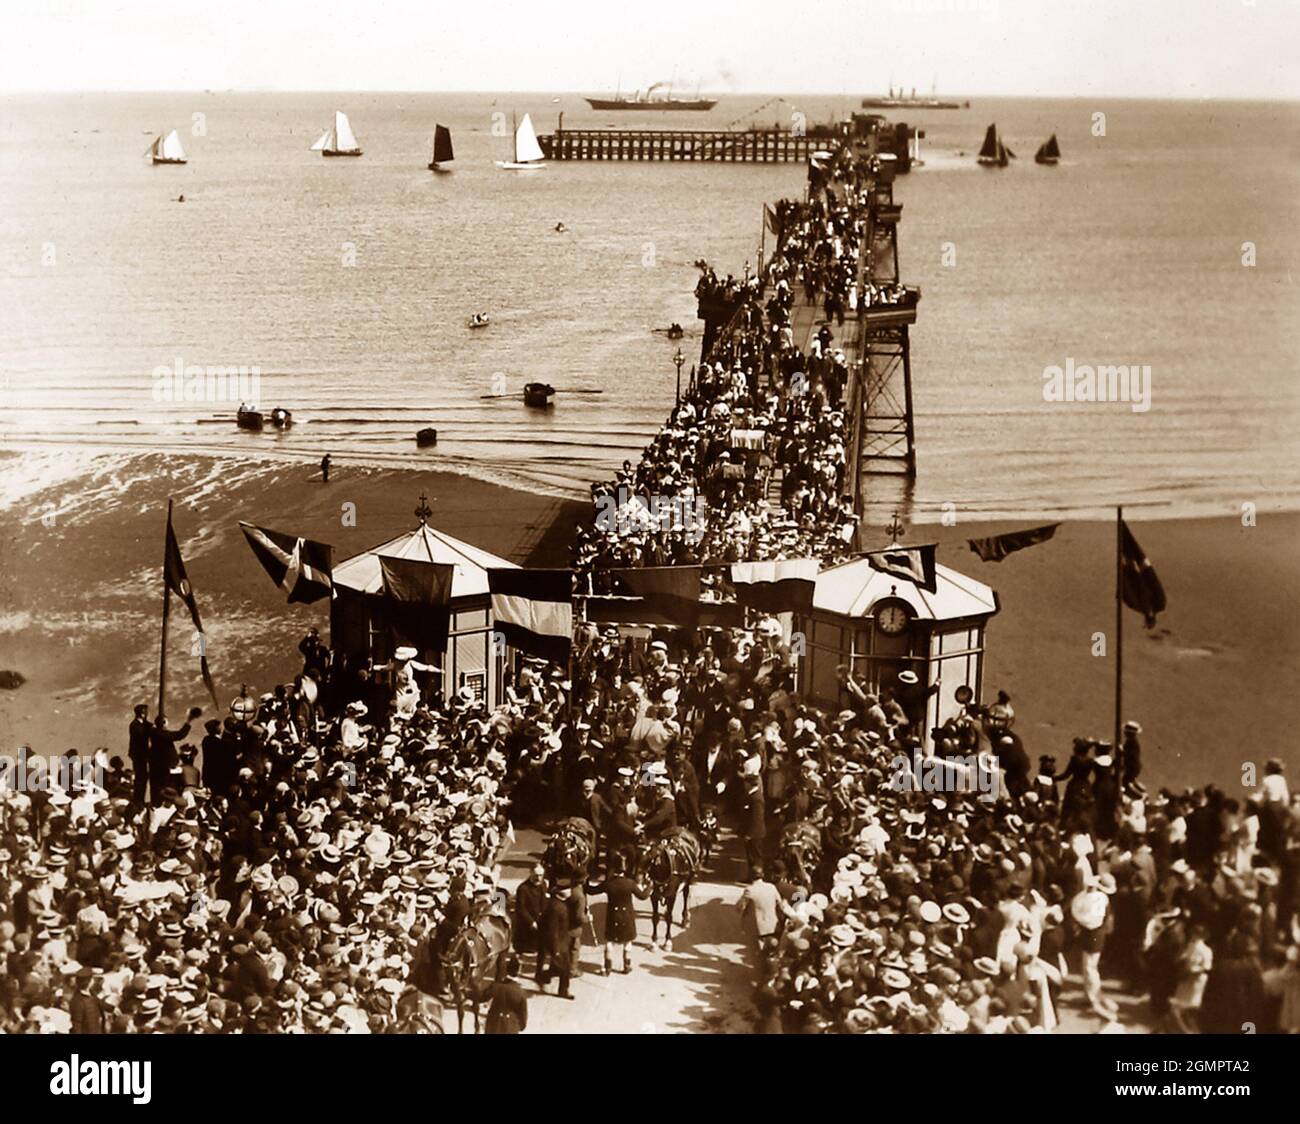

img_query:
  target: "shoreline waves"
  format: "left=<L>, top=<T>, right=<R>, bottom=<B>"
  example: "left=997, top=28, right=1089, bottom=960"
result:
left=0, top=448, right=1295, bottom=794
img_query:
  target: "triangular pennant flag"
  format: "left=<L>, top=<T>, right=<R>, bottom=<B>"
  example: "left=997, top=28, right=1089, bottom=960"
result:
left=165, top=513, right=219, bottom=710
left=968, top=523, right=1060, bottom=563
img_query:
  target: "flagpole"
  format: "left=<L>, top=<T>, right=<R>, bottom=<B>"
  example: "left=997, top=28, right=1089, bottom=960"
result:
left=158, top=497, right=173, bottom=717
left=1114, top=504, right=1122, bottom=754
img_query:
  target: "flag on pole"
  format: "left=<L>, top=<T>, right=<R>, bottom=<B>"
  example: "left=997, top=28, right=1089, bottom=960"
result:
left=379, top=557, right=454, bottom=653
left=865, top=544, right=938, bottom=593
left=164, top=513, right=219, bottom=710
left=730, top=558, right=818, bottom=613
left=239, top=522, right=333, bottom=603
left=1119, top=520, right=1166, bottom=628
left=967, top=523, right=1060, bottom=563
left=488, top=569, right=573, bottom=663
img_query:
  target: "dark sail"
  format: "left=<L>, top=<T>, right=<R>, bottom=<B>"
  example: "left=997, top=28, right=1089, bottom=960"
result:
left=433, top=124, right=454, bottom=164
left=1004, top=144, right=1016, bottom=159
left=978, top=124, right=999, bottom=159
left=1044, top=133, right=1060, bottom=158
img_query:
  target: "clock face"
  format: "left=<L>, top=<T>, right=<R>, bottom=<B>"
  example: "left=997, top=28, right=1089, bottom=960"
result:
left=875, top=602, right=910, bottom=635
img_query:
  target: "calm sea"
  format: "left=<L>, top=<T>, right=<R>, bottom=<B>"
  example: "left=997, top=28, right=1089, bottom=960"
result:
left=1, top=92, right=1297, bottom=523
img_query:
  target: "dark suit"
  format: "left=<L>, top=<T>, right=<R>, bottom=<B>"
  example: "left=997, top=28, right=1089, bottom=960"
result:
left=485, top=979, right=529, bottom=1034
left=643, top=796, right=678, bottom=840
left=697, top=746, right=732, bottom=807
left=537, top=895, right=575, bottom=996
left=69, top=990, right=103, bottom=1034
left=128, top=716, right=151, bottom=805
left=673, top=760, right=701, bottom=827
left=147, top=720, right=192, bottom=805
left=513, top=878, right=547, bottom=954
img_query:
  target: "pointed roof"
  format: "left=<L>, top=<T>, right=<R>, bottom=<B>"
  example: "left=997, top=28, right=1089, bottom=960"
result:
left=332, top=523, right=517, bottom=600
left=813, top=555, right=997, bottom=623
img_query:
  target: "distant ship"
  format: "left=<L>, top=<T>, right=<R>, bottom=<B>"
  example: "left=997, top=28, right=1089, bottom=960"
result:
left=585, top=82, right=716, bottom=111
left=861, top=85, right=968, bottom=110
left=311, top=110, right=362, bottom=157
left=147, top=130, right=187, bottom=165
left=1035, top=134, right=1061, bottom=165
left=977, top=123, right=1014, bottom=167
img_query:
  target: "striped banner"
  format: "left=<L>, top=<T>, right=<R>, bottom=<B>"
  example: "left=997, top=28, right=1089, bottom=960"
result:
left=488, top=569, right=573, bottom=663
left=730, top=558, right=818, bottom=613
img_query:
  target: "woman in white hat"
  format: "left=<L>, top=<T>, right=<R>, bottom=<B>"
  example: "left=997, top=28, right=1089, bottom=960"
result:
left=389, top=646, right=436, bottom=721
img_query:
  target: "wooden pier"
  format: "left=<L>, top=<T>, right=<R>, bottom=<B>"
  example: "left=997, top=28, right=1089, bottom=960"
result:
left=538, top=126, right=826, bottom=163
left=537, top=114, right=916, bottom=166
left=692, top=114, right=921, bottom=543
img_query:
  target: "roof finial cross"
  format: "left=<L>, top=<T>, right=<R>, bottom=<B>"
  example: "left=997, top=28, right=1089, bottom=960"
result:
left=414, top=492, right=433, bottom=525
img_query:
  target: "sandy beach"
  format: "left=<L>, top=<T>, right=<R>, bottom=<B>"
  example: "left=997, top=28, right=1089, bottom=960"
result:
left=1, top=448, right=1295, bottom=793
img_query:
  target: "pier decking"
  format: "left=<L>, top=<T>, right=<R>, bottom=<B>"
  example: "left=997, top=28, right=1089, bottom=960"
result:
left=695, top=114, right=920, bottom=544
left=537, top=115, right=916, bottom=166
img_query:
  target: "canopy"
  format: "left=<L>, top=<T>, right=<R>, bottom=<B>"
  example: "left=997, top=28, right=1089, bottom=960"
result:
left=332, top=523, right=516, bottom=601
left=812, top=555, right=997, bottom=624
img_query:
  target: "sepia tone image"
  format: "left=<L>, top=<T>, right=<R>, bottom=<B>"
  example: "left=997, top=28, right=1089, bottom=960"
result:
left=1, top=0, right=1297, bottom=1050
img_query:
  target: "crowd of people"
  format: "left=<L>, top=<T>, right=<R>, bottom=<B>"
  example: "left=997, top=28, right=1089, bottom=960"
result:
left=4, top=129, right=1296, bottom=1038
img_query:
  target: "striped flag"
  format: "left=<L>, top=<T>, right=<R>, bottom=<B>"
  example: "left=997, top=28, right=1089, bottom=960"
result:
left=865, top=544, right=937, bottom=593
left=488, top=569, right=573, bottom=663
left=730, top=559, right=818, bottom=613
left=239, top=522, right=333, bottom=604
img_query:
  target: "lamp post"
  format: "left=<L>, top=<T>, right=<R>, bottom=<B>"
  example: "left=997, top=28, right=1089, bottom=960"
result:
left=673, top=347, right=685, bottom=407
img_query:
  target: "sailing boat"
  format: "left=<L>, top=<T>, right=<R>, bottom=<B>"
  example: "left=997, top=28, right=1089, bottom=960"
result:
left=147, top=130, right=187, bottom=165
left=428, top=124, right=454, bottom=171
left=496, top=113, right=545, bottom=170
left=977, top=123, right=1011, bottom=167
left=1035, top=133, right=1061, bottom=165
left=311, top=111, right=363, bottom=157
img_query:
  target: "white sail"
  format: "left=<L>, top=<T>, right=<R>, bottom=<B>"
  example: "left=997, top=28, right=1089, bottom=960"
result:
left=334, top=111, right=359, bottom=152
left=159, top=130, right=186, bottom=161
left=514, top=113, right=544, bottom=163
left=310, top=129, right=332, bottom=151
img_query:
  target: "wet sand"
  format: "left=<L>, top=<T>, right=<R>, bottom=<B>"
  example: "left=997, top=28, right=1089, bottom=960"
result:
left=0, top=449, right=1296, bottom=793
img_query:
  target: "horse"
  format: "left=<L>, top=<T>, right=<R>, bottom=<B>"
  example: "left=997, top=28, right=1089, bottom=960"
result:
left=442, top=911, right=512, bottom=1034
left=779, top=821, right=823, bottom=887
left=544, top=816, right=596, bottom=882
left=393, top=987, right=446, bottom=1034
left=635, top=827, right=702, bottom=948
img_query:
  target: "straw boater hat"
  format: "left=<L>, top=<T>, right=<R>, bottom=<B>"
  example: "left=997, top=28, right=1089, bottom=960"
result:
left=394, top=646, right=418, bottom=662
left=1070, top=889, right=1109, bottom=931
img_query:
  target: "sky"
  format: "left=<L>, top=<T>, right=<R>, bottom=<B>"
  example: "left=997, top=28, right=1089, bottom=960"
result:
left=3, top=0, right=1298, bottom=99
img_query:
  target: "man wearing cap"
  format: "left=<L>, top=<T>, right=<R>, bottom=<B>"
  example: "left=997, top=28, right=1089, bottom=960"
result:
left=1120, top=721, right=1145, bottom=794
left=69, top=967, right=104, bottom=1034
left=485, top=955, right=529, bottom=1034
left=127, top=704, right=151, bottom=808
left=537, top=886, right=575, bottom=1000
left=586, top=855, right=649, bottom=976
